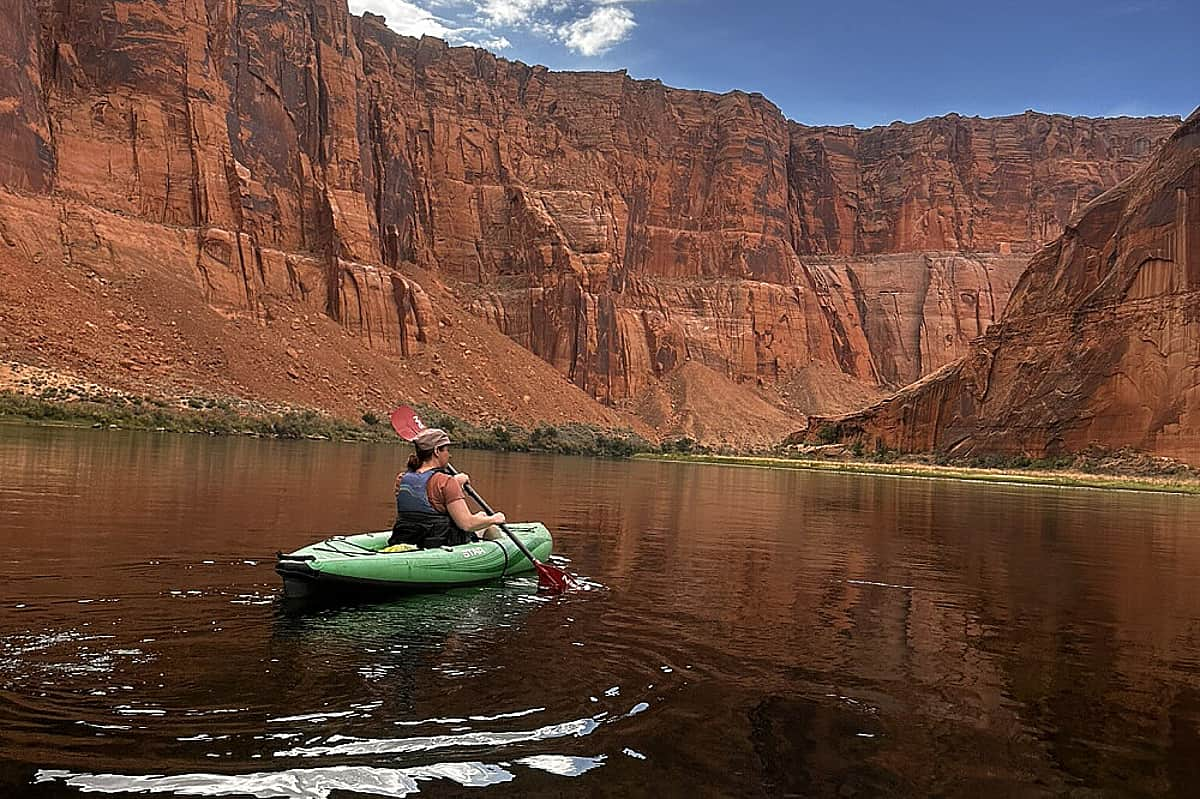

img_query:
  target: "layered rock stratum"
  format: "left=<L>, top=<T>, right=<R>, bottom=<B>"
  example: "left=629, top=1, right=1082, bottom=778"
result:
left=801, top=109, right=1200, bottom=464
left=0, top=0, right=1182, bottom=445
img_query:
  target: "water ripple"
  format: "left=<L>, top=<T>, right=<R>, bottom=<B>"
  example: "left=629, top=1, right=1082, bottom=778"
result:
left=35, top=762, right=518, bottom=798
left=274, top=717, right=599, bottom=758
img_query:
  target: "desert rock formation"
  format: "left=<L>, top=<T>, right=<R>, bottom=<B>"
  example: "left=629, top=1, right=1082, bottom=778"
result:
left=0, top=0, right=1181, bottom=442
left=799, top=109, right=1200, bottom=464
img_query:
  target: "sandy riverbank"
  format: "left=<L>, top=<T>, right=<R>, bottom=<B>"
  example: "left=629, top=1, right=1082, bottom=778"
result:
left=636, top=453, right=1200, bottom=495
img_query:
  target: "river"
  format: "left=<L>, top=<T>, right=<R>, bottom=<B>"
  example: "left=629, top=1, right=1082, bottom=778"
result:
left=2, top=424, right=1200, bottom=797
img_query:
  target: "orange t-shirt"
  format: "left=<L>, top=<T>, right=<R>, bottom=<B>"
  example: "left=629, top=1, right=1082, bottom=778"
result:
left=394, top=470, right=465, bottom=514
left=425, top=471, right=466, bottom=513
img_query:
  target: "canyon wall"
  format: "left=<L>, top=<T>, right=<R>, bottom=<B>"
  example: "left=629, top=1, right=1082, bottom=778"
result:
left=352, top=25, right=1173, bottom=407
left=799, top=110, right=1200, bottom=464
left=0, top=0, right=1182, bottom=438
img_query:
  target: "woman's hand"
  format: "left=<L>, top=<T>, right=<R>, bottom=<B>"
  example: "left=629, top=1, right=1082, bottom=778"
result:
left=454, top=472, right=470, bottom=486
left=490, top=512, right=506, bottom=526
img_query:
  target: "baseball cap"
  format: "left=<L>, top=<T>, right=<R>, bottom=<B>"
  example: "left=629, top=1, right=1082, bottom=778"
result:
left=413, top=428, right=451, bottom=449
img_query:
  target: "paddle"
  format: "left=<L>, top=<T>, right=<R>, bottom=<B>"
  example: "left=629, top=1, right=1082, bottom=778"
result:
left=388, top=406, right=575, bottom=593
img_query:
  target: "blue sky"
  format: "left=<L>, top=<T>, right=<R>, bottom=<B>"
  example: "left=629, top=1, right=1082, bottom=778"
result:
left=349, top=0, right=1198, bottom=127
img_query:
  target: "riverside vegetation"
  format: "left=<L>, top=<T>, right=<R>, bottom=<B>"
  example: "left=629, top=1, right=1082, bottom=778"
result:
left=3, top=390, right=1196, bottom=492
left=0, top=390, right=651, bottom=458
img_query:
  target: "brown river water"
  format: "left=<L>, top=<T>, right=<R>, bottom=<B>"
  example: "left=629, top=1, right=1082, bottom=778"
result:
left=2, top=423, right=1200, bottom=797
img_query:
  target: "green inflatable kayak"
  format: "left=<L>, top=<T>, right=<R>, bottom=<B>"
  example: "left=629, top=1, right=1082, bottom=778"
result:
left=274, top=523, right=553, bottom=598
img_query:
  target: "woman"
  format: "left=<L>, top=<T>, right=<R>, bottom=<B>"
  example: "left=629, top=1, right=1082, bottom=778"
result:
left=389, top=427, right=505, bottom=549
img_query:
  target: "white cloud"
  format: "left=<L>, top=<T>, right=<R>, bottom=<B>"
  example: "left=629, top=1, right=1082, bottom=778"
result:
left=350, top=0, right=641, bottom=58
left=458, top=35, right=514, bottom=49
left=477, top=0, right=554, bottom=26
left=348, top=0, right=458, bottom=39
left=559, top=5, right=635, bottom=55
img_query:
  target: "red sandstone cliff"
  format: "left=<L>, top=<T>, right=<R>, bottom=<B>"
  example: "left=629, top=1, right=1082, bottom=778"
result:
left=355, top=30, right=1171, bottom=407
left=799, top=109, right=1200, bottom=464
left=0, top=0, right=1182, bottom=443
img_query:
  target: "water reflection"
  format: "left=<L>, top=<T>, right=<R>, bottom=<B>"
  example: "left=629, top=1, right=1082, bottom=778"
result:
left=271, top=585, right=547, bottom=707
left=3, top=425, right=1200, bottom=796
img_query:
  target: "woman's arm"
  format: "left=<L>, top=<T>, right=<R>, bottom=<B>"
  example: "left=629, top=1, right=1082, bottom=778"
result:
left=447, top=498, right=505, bottom=532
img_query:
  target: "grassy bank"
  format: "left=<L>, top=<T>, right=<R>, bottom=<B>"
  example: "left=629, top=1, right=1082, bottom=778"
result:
left=0, top=391, right=654, bottom=457
left=637, top=453, right=1200, bottom=495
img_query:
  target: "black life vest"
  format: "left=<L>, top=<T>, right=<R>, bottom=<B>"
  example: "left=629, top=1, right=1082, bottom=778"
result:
left=390, top=468, right=472, bottom=548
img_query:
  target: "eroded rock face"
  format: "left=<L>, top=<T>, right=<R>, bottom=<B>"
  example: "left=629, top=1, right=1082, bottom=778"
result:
left=802, top=110, right=1200, bottom=464
left=0, top=0, right=1181, bottom=436
left=348, top=19, right=1175, bottom=407
left=467, top=252, right=1029, bottom=406
left=0, top=0, right=52, bottom=190
left=9, top=0, right=433, bottom=357
left=788, top=115, right=1168, bottom=256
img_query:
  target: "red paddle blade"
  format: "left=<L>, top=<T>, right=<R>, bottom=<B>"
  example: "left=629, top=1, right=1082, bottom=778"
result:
left=389, top=406, right=427, bottom=441
left=535, top=562, right=576, bottom=594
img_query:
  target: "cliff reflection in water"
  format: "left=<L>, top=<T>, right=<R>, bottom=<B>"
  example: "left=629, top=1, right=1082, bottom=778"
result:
left=486, top=451, right=1200, bottom=794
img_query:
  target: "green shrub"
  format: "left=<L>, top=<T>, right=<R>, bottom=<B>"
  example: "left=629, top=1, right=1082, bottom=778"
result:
left=870, top=439, right=897, bottom=463
left=491, top=424, right=514, bottom=448
left=528, top=424, right=560, bottom=450
left=814, top=423, right=841, bottom=445
left=666, top=436, right=696, bottom=454
left=1030, top=455, right=1074, bottom=471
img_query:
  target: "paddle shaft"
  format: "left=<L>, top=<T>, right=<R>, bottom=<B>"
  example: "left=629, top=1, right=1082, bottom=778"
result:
left=444, top=464, right=543, bottom=567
